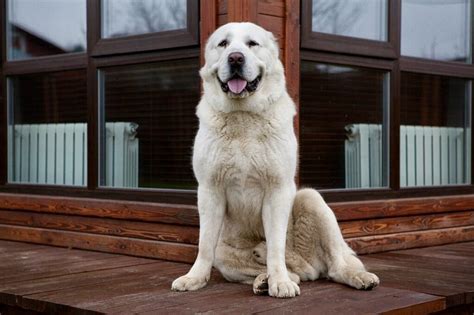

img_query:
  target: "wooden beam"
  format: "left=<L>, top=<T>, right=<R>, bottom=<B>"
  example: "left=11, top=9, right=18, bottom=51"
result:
left=0, top=224, right=198, bottom=263
left=227, top=0, right=257, bottom=22
left=347, top=225, right=474, bottom=255
left=200, top=0, right=218, bottom=65
left=0, top=209, right=199, bottom=244
left=340, top=211, right=474, bottom=238
left=2, top=193, right=474, bottom=225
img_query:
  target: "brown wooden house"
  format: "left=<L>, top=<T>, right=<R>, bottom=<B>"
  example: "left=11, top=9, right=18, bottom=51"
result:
left=0, top=0, right=473, bottom=314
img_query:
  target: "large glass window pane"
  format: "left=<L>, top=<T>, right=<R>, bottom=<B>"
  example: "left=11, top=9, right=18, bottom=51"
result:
left=300, top=61, right=389, bottom=189
left=99, top=59, right=200, bottom=189
left=401, top=0, right=471, bottom=63
left=7, top=0, right=86, bottom=60
left=7, top=70, right=88, bottom=186
left=400, top=73, right=471, bottom=187
left=101, top=0, right=187, bottom=39
left=312, top=0, right=388, bottom=41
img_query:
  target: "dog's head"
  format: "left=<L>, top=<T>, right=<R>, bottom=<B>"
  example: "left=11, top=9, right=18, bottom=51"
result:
left=200, top=22, right=285, bottom=111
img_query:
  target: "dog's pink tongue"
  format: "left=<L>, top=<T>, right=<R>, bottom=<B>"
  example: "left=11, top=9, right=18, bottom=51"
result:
left=227, top=78, right=247, bottom=94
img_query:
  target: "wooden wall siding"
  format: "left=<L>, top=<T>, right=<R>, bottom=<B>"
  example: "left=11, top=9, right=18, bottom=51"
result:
left=0, top=193, right=474, bottom=262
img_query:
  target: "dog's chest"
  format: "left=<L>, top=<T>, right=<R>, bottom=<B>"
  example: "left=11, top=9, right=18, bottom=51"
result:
left=207, top=113, right=286, bottom=187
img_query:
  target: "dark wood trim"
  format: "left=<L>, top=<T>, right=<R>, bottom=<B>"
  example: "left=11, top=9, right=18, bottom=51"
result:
left=301, top=50, right=395, bottom=70
left=390, top=60, right=401, bottom=190
left=86, top=0, right=98, bottom=191
left=0, top=0, right=6, bottom=186
left=285, top=0, right=300, bottom=185
left=92, top=47, right=200, bottom=68
left=400, top=57, right=474, bottom=79
left=0, top=184, right=198, bottom=204
left=347, top=225, right=474, bottom=255
left=300, top=0, right=398, bottom=59
left=200, top=0, right=218, bottom=65
left=2, top=53, right=87, bottom=75
left=90, top=0, right=199, bottom=57
left=0, top=224, right=198, bottom=263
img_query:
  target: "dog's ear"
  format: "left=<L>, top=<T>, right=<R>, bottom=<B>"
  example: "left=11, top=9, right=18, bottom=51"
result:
left=200, top=38, right=219, bottom=82
left=266, top=31, right=280, bottom=59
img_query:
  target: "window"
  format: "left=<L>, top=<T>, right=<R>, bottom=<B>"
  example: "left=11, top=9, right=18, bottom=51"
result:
left=302, top=0, right=397, bottom=58
left=301, top=0, right=473, bottom=200
left=1, top=0, right=200, bottom=201
left=98, top=59, right=200, bottom=189
left=312, top=0, right=388, bottom=41
left=401, top=0, right=471, bottom=62
left=400, top=73, right=471, bottom=187
left=6, top=0, right=86, bottom=60
left=8, top=70, right=87, bottom=186
left=101, top=0, right=187, bottom=39
left=300, top=61, right=389, bottom=189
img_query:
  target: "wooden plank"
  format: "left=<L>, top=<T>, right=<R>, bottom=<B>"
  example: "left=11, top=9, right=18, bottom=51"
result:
left=3, top=193, right=474, bottom=227
left=347, top=225, right=474, bottom=254
left=7, top=240, right=474, bottom=314
left=282, top=0, right=300, bottom=156
left=258, top=14, right=285, bottom=49
left=258, top=0, right=285, bottom=17
left=200, top=0, right=218, bottom=66
left=0, top=224, right=198, bottom=263
left=0, top=193, right=200, bottom=226
left=218, top=0, right=227, bottom=14
left=0, top=209, right=199, bottom=244
left=362, top=251, right=474, bottom=307
left=339, top=211, right=474, bottom=238
left=331, top=194, right=474, bottom=221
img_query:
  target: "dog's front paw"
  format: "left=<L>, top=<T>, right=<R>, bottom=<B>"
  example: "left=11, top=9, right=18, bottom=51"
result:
left=171, top=274, right=208, bottom=292
left=252, top=241, right=267, bottom=265
left=268, top=274, right=300, bottom=298
left=349, top=271, right=380, bottom=290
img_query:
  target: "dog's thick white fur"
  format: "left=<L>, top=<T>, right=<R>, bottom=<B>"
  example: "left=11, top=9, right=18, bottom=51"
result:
left=171, top=22, right=379, bottom=298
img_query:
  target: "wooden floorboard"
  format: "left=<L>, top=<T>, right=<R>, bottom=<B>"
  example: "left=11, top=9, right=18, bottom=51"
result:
left=3, top=240, right=474, bottom=314
left=361, top=242, right=474, bottom=308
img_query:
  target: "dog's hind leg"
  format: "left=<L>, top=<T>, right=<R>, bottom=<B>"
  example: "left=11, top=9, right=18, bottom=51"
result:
left=214, top=241, right=300, bottom=286
left=214, top=241, right=267, bottom=285
left=292, top=188, right=380, bottom=290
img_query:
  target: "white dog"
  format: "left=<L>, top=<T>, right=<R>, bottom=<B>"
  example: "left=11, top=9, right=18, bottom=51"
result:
left=171, top=22, right=379, bottom=298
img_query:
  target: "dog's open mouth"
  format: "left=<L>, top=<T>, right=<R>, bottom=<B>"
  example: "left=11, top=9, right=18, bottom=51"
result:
left=219, top=74, right=262, bottom=95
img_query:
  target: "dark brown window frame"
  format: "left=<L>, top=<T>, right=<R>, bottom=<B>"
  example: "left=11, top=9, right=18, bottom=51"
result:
left=89, top=0, right=199, bottom=57
left=0, top=0, right=201, bottom=205
left=301, top=0, right=474, bottom=203
left=301, top=0, right=400, bottom=59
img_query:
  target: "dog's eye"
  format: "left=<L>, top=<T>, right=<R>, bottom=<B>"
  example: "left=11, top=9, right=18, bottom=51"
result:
left=218, top=40, right=228, bottom=47
left=247, top=40, right=259, bottom=47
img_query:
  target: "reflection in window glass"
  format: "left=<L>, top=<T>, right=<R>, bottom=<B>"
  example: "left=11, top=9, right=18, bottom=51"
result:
left=312, top=0, right=388, bottom=41
left=101, top=0, right=187, bottom=39
left=7, top=0, right=86, bottom=60
left=300, top=61, right=389, bottom=189
left=400, top=73, right=471, bottom=187
left=99, top=59, right=200, bottom=189
left=8, top=71, right=88, bottom=186
left=402, top=0, right=471, bottom=62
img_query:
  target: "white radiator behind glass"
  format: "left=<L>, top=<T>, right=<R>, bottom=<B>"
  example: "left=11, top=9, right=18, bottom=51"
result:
left=345, top=123, right=471, bottom=188
left=8, top=122, right=139, bottom=187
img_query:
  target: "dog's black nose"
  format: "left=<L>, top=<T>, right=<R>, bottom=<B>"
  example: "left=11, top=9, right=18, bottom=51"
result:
left=228, top=52, right=245, bottom=66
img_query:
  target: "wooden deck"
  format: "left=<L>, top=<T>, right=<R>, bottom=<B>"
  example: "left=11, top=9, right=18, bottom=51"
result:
left=0, top=241, right=473, bottom=314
